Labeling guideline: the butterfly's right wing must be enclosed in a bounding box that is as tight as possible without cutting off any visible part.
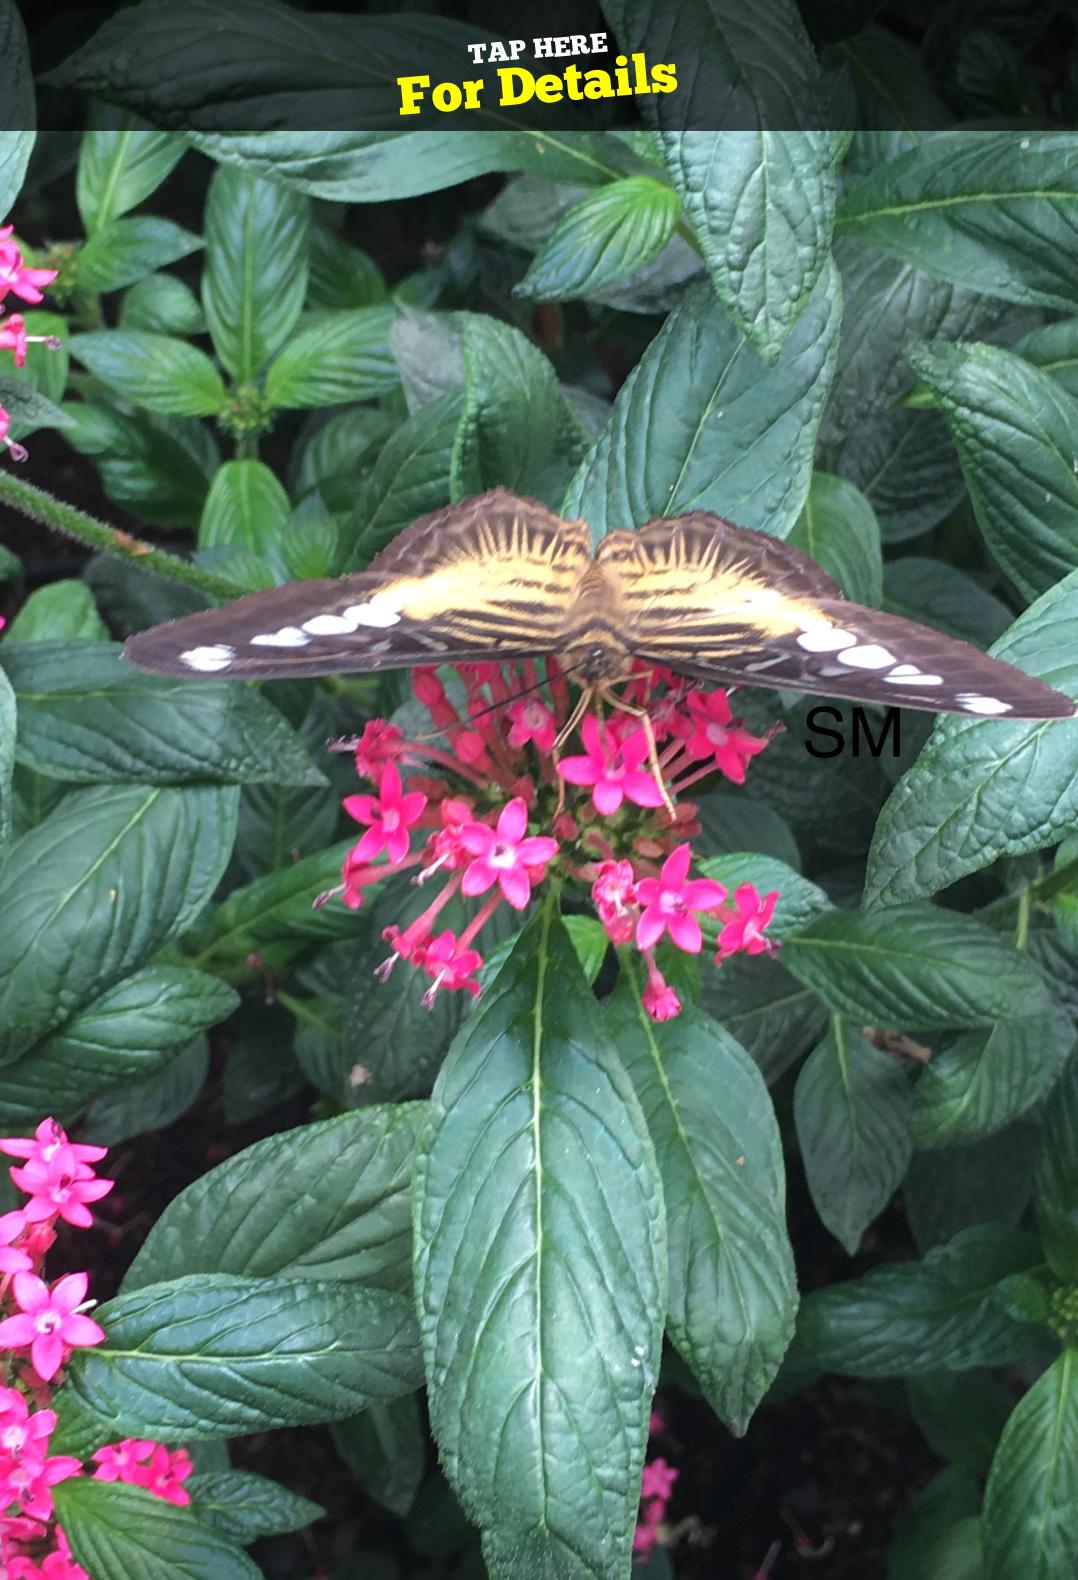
[601,512,1075,720]
[124,490,591,680]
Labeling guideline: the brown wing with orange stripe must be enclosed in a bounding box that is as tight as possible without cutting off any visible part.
[601,512,1075,720]
[123,490,591,680]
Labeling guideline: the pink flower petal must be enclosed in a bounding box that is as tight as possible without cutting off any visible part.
[591,778,625,816]
[13,1272,48,1310]
[499,865,532,911]
[623,772,665,809]
[0,1312,36,1346]
[668,912,702,953]
[497,798,527,843]
[556,755,599,786]
[461,860,496,898]
[459,822,495,857]
[51,1272,89,1313]
[661,845,692,886]
[31,1332,64,1382]
[636,909,666,952]
[59,1314,105,1347]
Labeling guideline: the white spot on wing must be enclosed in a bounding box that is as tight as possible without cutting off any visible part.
[302,612,361,635]
[181,644,234,672]
[957,693,1012,715]
[884,666,944,685]
[251,627,311,648]
[797,625,856,653]
[344,598,402,628]
[839,644,895,670]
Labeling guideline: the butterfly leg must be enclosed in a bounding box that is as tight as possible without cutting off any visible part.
[601,684,676,818]
[552,685,595,816]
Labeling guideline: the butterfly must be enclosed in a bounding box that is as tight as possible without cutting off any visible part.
[123,487,1075,722]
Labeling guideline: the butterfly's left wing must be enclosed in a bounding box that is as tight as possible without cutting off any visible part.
[601,512,1074,720]
[123,490,590,680]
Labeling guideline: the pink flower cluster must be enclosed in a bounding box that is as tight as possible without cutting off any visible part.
[324,660,780,1021]
[0,225,59,465]
[634,1410,679,1560]
[0,1120,191,1577]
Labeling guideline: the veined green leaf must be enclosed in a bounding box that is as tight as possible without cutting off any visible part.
[76,106,185,233]
[516,176,680,303]
[414,908,665,1580]
[983,1351,1078,1580]
[564,263,841,541]
[54,1479,263,1580]
[70,330,226,417]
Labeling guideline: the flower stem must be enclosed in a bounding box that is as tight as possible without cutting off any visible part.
[1015,886,1032,952]
[0,468,244,601]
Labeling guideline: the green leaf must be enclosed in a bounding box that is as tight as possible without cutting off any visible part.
[198,459,290,564]
[913,1014,1070,1150]
[292,406,393,505]
[1016,317,1078,402]
[888,1469,985,1580]
[865,571,1078,907]
[76,216,203,294]
[662,131,841,361]
[608,965,796,1433]
[601,0,825,131]
[702,954,828,1086]
[349,390,462,564]
[0,783,237,1062]
[783,903,1050,1030]
[0,307,70,410]
[516,176,680,303]
[1035,1049,1078,1282]
[0,376,73,442]
[45,965,237,1063]
[838,133,1078,313]
[0,641,325,786]
[120,273,205,336]
[82,1036,209,1145]
[124,1104,424,1294]
[309,222,386,310]
[265,307,397,409]
[190,839,361,971]
[790,1225,1041,1377]
[54,1479,263,1580]
[905,1123,1037,1254]
[452,313,584,506]
[0,663,13,855]
[909,1371,1014,1473]
[68,1274,422,1437]
[202,163,310,382]
[64,402,219,528]
[0,131,34,219]
[884,558,1012,648]
[983,1350,1078,1580]
[694,789,800,867]
[0,971,234,1130]
[414,908,665,1580]
[186,1470,324,1544]
[788,471,882,606]
[6,583,108,643]
[76,106,185,233]
[793,1019,912,1255]
[563,263,841,541]
[331,1394,425,1517]
[909,340,1078,602]
[70,330,226,417]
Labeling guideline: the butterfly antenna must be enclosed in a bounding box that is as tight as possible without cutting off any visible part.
[412,662,587,746]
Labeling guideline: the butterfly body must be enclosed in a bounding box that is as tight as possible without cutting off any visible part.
[123,488,1075,724]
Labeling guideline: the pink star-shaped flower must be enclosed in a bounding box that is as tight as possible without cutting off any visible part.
[715,884,779,961]
[12,1152,114,1229]
[91,1438,156,1483]
[556,716,666,815]
[634,844,727,954]
[0,313,29,366]
[685,689,770,785]
[0,236,57,306]
[641,1457,679,1502]
[0,1117,108,1169]
[459,798,559,911]
[419,931,484,1004]
[0,1271,106,1382]
[506,696,557,754]
[343,762,427,867]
